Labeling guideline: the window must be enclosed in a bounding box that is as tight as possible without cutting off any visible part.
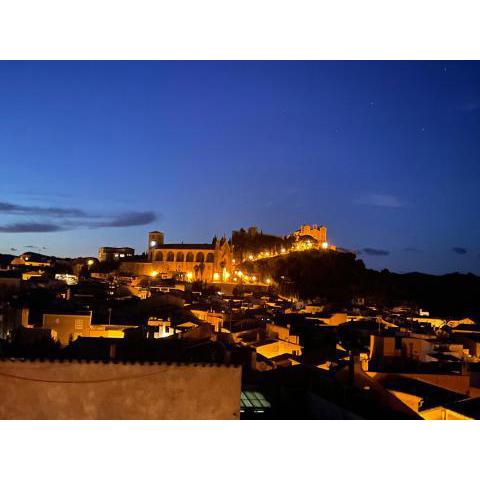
[176,252,184,262]
[196,252,204,262]
[167,252,175,262]
[240,391,271,409]
[206,252,214,263]
[186,252,194,262]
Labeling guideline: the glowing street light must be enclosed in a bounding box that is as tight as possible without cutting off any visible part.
[266,278,271,285]
[87,259,94,266]
[186,272,193,281]
[321,241,329,249]
[213,272,220,281]
[151,271,158,277]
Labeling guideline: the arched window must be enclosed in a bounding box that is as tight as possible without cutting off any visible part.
[186,252,194,262]
[196,252,205,262]
[176,252,184,262]
[155,251,163,261]
[167,251,175,262]
[206,252,214,263]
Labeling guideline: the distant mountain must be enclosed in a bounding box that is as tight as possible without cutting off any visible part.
[245,250,480,319]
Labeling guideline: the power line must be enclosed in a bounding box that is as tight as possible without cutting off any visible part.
[0,367,173,384]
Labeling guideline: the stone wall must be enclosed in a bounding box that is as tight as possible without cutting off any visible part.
[0,359,241,419]
[119,261,153,276]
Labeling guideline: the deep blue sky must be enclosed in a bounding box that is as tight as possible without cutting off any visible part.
[1,61,479,274]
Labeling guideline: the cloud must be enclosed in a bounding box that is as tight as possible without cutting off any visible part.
[356,193,405,208]
[362,248,390,256]
[452,247,467,255]
[0,223,63,233]
[0,201,87,218]
[96,211,157,228]
[0,199,158,232]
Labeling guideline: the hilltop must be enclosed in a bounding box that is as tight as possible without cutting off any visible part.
[242,249,480,319]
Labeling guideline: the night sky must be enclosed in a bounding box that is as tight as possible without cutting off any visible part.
[1,61,479,274]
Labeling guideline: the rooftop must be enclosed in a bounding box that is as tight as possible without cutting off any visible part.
[442,397,480,419]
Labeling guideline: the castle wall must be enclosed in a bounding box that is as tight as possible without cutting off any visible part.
[119,261,153,276]
[295,225,327,243]
[152,259,215,281]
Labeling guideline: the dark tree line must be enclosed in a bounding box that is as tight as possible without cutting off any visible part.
[252,250,480,318]
[231,228,294,259]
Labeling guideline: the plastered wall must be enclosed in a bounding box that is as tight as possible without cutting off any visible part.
[0,359,241,420]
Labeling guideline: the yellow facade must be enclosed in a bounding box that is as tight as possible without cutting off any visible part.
[255,339,302,359]
[43,312,92,346]
[147,234,233,282]
[421,407,471,420]
[190,310,226,331]
[293,224,327,243]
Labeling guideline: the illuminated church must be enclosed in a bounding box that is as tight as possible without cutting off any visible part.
[147,231,234,282]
